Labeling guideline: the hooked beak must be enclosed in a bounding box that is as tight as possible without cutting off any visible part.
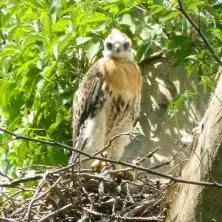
[114,43,121,54]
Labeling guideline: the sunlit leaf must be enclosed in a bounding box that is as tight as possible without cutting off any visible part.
[118,14,136,34]
[187,1,205,11]
[210,28,222,41]
[86,42,101,62]
[212,1,222,9]
[149,5,164,16]
[21,33,46,50]
[160,11,179,23]
[76,37,92,46]
[52,20,69,32]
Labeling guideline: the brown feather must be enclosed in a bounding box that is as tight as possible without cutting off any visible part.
[103,58,141,94]
[72,60,104,140]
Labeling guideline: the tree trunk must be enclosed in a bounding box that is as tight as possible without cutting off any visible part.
[166,67,222,222]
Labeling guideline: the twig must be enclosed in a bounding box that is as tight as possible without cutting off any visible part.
[34,176,63,203]
[177,0,222,65]
[83,207,163,221]
[0,175,43,188]
[0,168,92,188]
[38,203,73,222]
[92,132,136,157]
[139,51,164,65]
[78,172,113,182]
[134,147,160,165]
[142,198,163,216]
[25,173,48,221]
[75,132,136,166]
[150,145,185,170]
[0,171,12,181]
[0,127,74,153]
[0,217,18,222]
[1,127,222,188]
[124,199,158,217]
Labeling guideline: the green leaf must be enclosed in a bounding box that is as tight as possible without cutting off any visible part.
[52,20,69,32]
[76,37,92,46]
[167,35,193,65]
[40,11,51,39]
[201,76,215,90]
[149,5,164,16]
[53,44,59,60]
[86,42,101,62]
[48,147,67,166]
[160,11,179,23]
[167,90,194,118]
[21,33,46,50]
[25,0,47,10]
[210,28,222,41]
[118,14,136,33]
[137,41,153,63]
[212,1,222,9]
[187,1,205,11]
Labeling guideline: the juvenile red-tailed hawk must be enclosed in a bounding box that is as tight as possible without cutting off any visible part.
[70,29,141,168]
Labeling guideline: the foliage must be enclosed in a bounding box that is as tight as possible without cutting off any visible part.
[0,0,221,174]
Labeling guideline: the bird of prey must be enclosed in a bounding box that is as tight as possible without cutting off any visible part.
[70,29,141,169]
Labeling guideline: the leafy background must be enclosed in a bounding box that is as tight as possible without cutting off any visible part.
[0,0,221,177]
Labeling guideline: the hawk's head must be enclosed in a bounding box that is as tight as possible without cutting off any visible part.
[103,29,134,62]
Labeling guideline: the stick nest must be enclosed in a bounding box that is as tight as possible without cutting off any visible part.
[0,166,168,222]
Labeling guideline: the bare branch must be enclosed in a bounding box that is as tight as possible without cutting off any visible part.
[151,144,186,170]
[139,51,164,65]
[1,127,222,188]
[83,207,163,221]
[0,175,42,188]
[38,203,73,222]
[25,173,48,221]
[92,132,136,157]
[0,217,18,222]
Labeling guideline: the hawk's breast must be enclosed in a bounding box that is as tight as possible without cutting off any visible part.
[101,58,141,137]
[103,58,141,95]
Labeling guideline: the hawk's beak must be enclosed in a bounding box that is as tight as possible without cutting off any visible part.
[114,43,121,54]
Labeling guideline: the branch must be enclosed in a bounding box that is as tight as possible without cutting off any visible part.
[0,175,42,187]
[1,127,222,188]
[0,127,74,152]
[0,217,18,222]
[151,144,186,170]
[0,168,92,188]
[92,132,136,157]
[139,51,164,65]
[83,207,163,221]
[177,0,222,66]
[25,173,47,221]
[38,203,73,222]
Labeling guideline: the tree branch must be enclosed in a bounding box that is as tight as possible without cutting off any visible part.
[38,203,73,222]
[1,127,222,188]
[83,207,163,221]
[177,0,222,66]
[0,175,42,188]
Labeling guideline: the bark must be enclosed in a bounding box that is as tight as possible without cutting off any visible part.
[166,67,222,222]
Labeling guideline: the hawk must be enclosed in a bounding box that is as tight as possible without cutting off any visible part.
[70,29,142,168]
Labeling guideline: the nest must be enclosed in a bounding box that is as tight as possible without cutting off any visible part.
[0,163,168,222]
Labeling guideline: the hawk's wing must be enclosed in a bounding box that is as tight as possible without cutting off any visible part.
[72,59,105,146]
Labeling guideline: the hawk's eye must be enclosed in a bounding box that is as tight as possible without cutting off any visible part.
[123,42,130,50]
[106,42,112,50]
